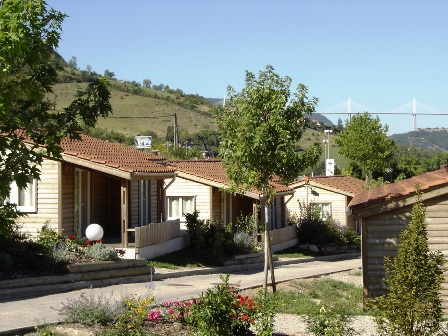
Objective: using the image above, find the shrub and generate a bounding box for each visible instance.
[185,211,234,264]
[36,223,63,250]
[369,188,446,335]
[85,242,119,261]
[0,251,13,272]
[233,231,257,255]
[253,290,278,336]
[58,293,121,326]
[109,295,154,334]
[304,304,356,336]
[296,203,340,245]
[185,274,268,336]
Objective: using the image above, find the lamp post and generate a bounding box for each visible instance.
[322,139,328,161]
[184,141,191,156]
[164,141,172,154]
[323,129,333,160]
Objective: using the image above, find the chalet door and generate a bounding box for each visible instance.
[74,169,90,236]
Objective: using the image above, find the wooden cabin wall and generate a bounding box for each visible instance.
[16,158,60,238]
[363,194,448,315]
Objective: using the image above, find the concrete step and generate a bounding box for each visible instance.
[0,259,154,301]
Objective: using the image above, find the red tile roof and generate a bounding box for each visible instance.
[349,164,448,212]
[290,175,365,196]
[168,160,294,195]
[59,134,176,175]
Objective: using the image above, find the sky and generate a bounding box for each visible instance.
[46,0,448,135]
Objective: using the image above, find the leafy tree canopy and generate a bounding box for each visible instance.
[217,65,321,195]
[0,0,112,236]
[335,112,396,181]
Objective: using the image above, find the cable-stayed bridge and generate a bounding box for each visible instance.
[317,98,448,132]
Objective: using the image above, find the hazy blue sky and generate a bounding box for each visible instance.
[47,0,448,135]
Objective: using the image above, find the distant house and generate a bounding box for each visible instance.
[166,160,294,230]
[10,134,176,251]
[286,175,365,231]
[348,164,448,314]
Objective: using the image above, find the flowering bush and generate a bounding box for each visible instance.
[183,274,276,336]
[101,295,155,336]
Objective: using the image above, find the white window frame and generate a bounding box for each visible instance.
[9,179,37,213]
[167,196,195,221]
[312,203,332,220]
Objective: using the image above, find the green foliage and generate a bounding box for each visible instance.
[0,223,68,277]
[31,324,65,336]
[296,202,343,245]
[217,65,321,195]
[58,293,121,326]
[85,242,119,261]
[185,274,275,336]
[107,295,154,335]
[36,223,63,250]
[335,112,396,181]
[0,0,112,236]
[370,188,446,336]
[184,211,234,264]
[304,304,356,336]
[0,251,13,272]
[253,290,278,336]
[276,278,363,316]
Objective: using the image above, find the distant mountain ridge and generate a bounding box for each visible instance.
[392,129,448,152]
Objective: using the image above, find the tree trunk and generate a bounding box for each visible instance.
[262,186,276,291]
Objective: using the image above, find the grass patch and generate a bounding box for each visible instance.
[275,278,365,316]
[274,245,319,258]
[149,248,206,270]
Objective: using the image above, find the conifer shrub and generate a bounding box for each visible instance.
[369,187,446,336]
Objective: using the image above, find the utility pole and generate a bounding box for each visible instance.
[173,114,179,151]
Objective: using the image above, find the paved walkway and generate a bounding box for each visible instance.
[0,254,361,335]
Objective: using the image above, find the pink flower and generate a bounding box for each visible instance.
[148,310,162,321]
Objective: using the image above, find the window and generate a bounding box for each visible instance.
[312,203,331,220]
[167,196,195,220]
[8,180,37,213]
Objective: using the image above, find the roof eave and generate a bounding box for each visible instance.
[62,154,175,180]
[349,185,448,218]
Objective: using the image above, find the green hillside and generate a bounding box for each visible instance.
[392,129,448,152]
[51,82,217,138]
[50,61,349,173]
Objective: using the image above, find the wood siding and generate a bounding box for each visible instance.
[16,158,60,237]
[61,162,75,235]
[363,195,448,314]
[165,176,212,220]
[150,180,158,223]
[130,180,139,228]
[288,185,350,227]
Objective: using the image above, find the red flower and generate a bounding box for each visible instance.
[67,234,75,240]
[87,240,93,246]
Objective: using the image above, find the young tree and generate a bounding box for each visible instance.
[68,56,78,70]
[0,0,112,236]
[335,112,396,181]
[371,188,446,335]
[217,65,321,289]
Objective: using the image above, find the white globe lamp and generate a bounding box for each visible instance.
[85,223,104,242]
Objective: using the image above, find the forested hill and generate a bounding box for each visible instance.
[392,129,448,152]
